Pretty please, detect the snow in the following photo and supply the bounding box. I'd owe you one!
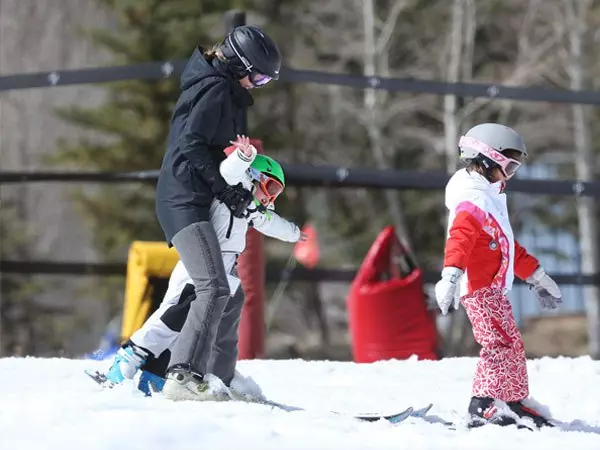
[1,356,600,450]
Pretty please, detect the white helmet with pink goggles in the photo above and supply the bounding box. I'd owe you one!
[458,123,527,179]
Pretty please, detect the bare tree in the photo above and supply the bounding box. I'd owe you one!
[443,0,466,173]
[438,0,469,357]
[361,0,413,248]
[438,0,567,357]
[457,1,561,126]
[562,0,600,359]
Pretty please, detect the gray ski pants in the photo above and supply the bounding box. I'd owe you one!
[209,286,244,385]
[169,221,231,376]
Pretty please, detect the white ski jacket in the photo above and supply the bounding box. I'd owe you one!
[165,146,301,297]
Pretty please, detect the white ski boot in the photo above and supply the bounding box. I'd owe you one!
[162,365,232,402]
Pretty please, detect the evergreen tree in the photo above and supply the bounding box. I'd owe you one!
[0,198,30,355]
[0,198,61,355]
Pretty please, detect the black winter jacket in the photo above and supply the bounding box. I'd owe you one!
[155,47,254,245]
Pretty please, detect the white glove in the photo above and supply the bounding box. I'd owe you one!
[526,266,562,310]
[434,267,464,315]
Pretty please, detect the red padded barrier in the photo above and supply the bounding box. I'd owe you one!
[347,226,438,362]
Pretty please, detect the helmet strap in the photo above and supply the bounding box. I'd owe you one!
[227,35,253,73]
[227,33,253,81]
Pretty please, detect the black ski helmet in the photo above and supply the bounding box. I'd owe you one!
[219,25,281,81]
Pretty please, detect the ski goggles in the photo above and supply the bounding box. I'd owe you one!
[248,168,284,205]
[459,136,522,179]
[249,71,272,87]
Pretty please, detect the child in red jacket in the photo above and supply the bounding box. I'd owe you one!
[434,123,563,429]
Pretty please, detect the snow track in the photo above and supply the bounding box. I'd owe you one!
[1,356,599,449]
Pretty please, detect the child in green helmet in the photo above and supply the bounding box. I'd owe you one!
[94,136,304,401]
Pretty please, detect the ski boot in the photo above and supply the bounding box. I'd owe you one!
[507,401,554,429]
[137,370,166,397]
[105,343,149,386]
[468,397,517,428]
[162,364,232,402]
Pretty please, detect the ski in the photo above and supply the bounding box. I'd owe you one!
[414,413,457,429]
[85,369,115,389]
[255,397,426,424]
[355,403,434,423]
[354,406,414,423]
[411,403,434,418]
[85,369,435,426]
[398,403,457,429]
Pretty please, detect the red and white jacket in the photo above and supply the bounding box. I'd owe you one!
[443,168,539,296]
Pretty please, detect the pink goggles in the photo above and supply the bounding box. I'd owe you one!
[250,71,272,87]
[459,136,522,179]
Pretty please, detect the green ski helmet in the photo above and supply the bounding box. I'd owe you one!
[248,154,285,206]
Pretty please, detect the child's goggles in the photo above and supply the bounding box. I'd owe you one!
[248,167,284,205]
[459,136,522,179]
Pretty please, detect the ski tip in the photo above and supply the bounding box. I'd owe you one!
[84,369,114,388]
[385,407,415,424]
[412,403,434,417]
[355,406,415,423]
[356,404,441,424]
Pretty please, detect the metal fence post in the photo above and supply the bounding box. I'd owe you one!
[224,10,248,135]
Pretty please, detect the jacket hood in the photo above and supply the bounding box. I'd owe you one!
[445,168,504,211]
[180,47,254,107]
[180,47,226,90]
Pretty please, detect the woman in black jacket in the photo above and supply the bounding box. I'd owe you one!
[153,25,281,399]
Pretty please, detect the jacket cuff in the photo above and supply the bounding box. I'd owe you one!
[526,265,544,284]
[293,225,302,242]
[441,267,464,282]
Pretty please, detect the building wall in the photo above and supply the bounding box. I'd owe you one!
[510,163,584,326]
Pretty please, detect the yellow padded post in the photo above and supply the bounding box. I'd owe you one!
[120,241,179,342]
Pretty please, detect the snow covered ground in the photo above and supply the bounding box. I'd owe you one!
[1,356,599,450]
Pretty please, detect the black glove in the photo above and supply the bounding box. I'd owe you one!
[215,183,253,218]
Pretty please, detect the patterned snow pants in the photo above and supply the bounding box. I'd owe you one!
[461,287,529,402]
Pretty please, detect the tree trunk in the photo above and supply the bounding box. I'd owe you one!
[362,0,412,249]
[443,0,464,174]
[442,0,473,357]
[566,0,600,359]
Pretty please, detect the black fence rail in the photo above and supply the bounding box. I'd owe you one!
[1,166,599,197]
[3,61,600,106]
[1,260,598,286]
